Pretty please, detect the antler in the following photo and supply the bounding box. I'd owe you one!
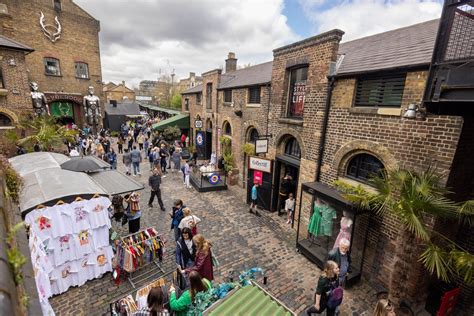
[53,16,61,41]
[39,12,53,39]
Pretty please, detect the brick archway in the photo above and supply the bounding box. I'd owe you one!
[274,128,306,159]
[333,140,398,177]
[0,107,19,125]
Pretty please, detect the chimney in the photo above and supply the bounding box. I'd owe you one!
[189,72,195,79]
[225,52,237,73]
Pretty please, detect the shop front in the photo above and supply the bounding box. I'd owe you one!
[246,156,273,211]
[296,182,369,286]
[45,92,84,126]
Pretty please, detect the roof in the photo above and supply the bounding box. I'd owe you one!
[0,34,33,52]
[152,113,190,131]
[9,152,144,214]
[108,84,135,93]
[336,19,439,75]
[182,84,203,95]
[104,100,141,116]
[205,283,295,316]
[139,104,181,115]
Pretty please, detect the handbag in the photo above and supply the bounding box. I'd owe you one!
[327,286,344,309]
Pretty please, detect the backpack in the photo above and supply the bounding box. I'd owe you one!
[327,286,343,309]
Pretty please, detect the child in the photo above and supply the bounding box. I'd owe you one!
[285,193,295,224]
[148,148,155,170]
[249,183,260,216]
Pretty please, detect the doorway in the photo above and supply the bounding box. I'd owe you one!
[247,167,273,211]
[272,156,299,212]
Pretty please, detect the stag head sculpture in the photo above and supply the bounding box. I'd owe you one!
[39,12,62,43]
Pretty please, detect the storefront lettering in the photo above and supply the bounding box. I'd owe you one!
[250,157,271,173]
[45,93,83,104]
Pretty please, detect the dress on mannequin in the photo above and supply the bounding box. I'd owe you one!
[308,201,323,237]
[333,216,353,249]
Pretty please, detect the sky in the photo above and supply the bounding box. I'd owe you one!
[74,0,444,89]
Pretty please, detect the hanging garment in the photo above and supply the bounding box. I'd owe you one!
[52,234,77,266]
[320,205,337,236]
[308,204,323,236]
[62,200,92,234]
[50,261,80,295]
[86,196,112,229]
[74,229,94,257]
[91,225,111,249]
[333,217,353,249]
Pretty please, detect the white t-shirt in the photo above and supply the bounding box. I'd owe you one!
[178,215,201,230]
[50,261,79,295]
[285,198,295,211]
[86,197,112,229]
[52,234,77,266]
[74,229,94,257]
[76,253,98,286]
[35,270,53,300]
[87,246,114,277]
[62,200,91,234]
[92,225,110,249]
[25,206,67,241]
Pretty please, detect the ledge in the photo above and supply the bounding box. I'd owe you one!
[246,103,261,108]
[0,89,7,96]
[348,107,402,116]
[278,117,304,126]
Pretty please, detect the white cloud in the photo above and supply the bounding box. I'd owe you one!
[301,0,443,42]
[74,0,297,88]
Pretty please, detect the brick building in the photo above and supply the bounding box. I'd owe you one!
[103,80,135,103]
[0,0,103,126]
[178,72,202,93]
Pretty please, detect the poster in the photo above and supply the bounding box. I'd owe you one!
[253,170,263,185]
[196,132,204,147]
[291,82,305,117]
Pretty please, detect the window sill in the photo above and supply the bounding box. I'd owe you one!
[246,103,261,108]
[45,74,62,77]
[337,177,377,193]
[278,117,303,126]
[349,107,401,116]
[75,77,90,80]
[0,89,8,96]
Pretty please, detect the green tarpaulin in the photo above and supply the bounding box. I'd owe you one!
[152,113,189,131]
[140,104,181,115]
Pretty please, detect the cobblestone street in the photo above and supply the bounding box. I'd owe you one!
[49,149,376,316]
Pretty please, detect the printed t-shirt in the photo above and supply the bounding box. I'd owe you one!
[62,200,91,234]
[52,234,77,266]
[50,261,79,295]
[178,215,201,230]
[74,229,94,257]
[35,270,53,300]
[92,225,110,249]
[86,197,112,229]
[25,206,66,240]
[87,246,114,277]
[76,253,98,286]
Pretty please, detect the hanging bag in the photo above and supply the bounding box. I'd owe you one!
[327,286,344,309]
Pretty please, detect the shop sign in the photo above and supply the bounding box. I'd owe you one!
[249,157,271,173]
[45,93,83,104]
[209,173,220,185]
[253,171,263,185]
[51,101,73,117]
[195,119,203,128]
[196,132,204,147]
[255,138,268,154]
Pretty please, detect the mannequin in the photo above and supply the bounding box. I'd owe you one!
[83,86,101,133]
[333,211,353,249]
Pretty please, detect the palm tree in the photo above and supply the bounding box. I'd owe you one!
[334,167,474,287]
[14,116,77,151]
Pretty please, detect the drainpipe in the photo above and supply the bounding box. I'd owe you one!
[315,76,335,182]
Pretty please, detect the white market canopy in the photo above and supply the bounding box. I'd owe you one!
[9,152,144,215]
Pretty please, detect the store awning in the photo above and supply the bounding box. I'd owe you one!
[139,104,181,115]
[152,113,189,131]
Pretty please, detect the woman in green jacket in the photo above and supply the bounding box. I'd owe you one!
[169,271,211,316]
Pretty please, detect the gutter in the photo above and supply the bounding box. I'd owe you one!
[316,76,335,182]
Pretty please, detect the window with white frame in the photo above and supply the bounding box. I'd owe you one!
[75,62,89,79]
[44,57,61,76]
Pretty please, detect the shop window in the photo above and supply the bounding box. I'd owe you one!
[206,83,212,109]
[346,154,384,183]
[224,90,232,103]
[44,57,61,76]
[284,137,301,159]
[54,0,61,12]
[223,121,232,136]
[248,86,260,104]
[0,113,12,126]
[184,98,189,111]
[287,66,308,118]
[248,128,259,143]
[75,62,89,79]
[354,74,406,107]
[196,93,202,105]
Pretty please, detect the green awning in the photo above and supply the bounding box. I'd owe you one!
[206,284,294,316]
[152,113,189,131]
[140,104,181,115]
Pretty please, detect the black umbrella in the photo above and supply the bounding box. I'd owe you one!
[60,156,110,173]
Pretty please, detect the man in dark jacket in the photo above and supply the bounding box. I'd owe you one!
[328,238,351,286]
[148,168,165,211]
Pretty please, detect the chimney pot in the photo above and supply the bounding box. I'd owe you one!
[225,52,237,73]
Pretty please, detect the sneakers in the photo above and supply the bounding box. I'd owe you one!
[249,208,254,214]
[161,208,166,212]
[255,211,261,217]
[148,204,153,208]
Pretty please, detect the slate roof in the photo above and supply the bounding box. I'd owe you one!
[182,84,203,94]
[104,100,140,116]
[218,61,273,89]
[0,34,33,52]
[336,19,439,75]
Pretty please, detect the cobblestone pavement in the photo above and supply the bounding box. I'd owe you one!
[50,146,377,316]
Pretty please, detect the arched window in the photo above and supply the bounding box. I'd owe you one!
[346,154,384,183]
[0,113,12,127]
[284,137,301,159]
[223,121,232,136]
[248,128,259,143]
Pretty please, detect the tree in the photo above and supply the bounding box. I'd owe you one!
[162,125,181,141]
[334,167,474,286]
[170,92,182,109]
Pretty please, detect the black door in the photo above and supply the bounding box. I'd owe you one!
[247,169,272,211]
[273,159,299,212]
[196,131,206,159]
[205,131,212,159]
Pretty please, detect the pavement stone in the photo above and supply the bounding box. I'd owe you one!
[49,143,378,315]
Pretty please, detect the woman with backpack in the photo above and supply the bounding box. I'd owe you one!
[178,208,201,236]
[306,260,341,316]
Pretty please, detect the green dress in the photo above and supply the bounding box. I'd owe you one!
[320,204,337,236]
[308,204,322,236]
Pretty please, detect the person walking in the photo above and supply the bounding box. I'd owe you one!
[172,149,181,173]
[183,160,191,189]
[182,234,214,282]
[131,145,142,176]
[107,148,117,169]
[180,133,186,147]
[249,183,260,216]
[148,168,166,211]
[127,134,134,151]
[328,238,352,287]
[176,227,196,270]
[125,192,141,234]
[148,148,155,171]
[170,200,185,241]
[169,271,211,316]
[123,148,132,176]
[117,136,124,154]
[178,208,201,236]
[144,138,150,158]
[306,261,340,316]
[285,193,296,224]
[138,133,145,150]
[159,144,168,174]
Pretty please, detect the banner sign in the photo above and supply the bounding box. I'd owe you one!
[51,101,73,117]
[290,82,306,116]
[209,173,220,185]
[196,132,204,147]
[255,139,268,154]
[253,171,263,185]
[249,157,271,173]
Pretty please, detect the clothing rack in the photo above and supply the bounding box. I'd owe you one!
[115,227,166,288]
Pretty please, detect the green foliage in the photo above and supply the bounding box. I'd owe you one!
[333,167,474,285]
[188,145,196,154]
[163,125,181,141]
[223,153,235,173]
[6,222,26,285]
[170,92,182,109]
[219,136,232,155]
[0,155,23,203]
[242,143,255,156]
[109,131,119,137]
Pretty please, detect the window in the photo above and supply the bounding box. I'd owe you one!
[248,86,261,104]
[0,69,4,89]
[223,121,232,136]
[206,83,212,109]
[284,137,301,159]
[0,113,12,127]
[287,67,308,118]
[54,0,61,12]
[75,62,89,79]
[346,154,384,183]
[354,74,406,107]
[185,98,189,111]
[44,57,61,76]
[196,93,202,105]
[224,90,232,103]
[248,128,259,143]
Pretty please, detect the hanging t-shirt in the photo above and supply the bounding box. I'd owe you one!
[86,197,112,229]
[87,246,114,278]
[74,229,94,257]
[35,270,53,300]
[50,261,79,295]
[30,235,54,277]
[92,225,110,249]
[76,253,98,286]
[62,200,91,234]
[52,234,77,266]
[320,204,337,236]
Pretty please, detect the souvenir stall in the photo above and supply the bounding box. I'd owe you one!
[190,163,227,192]
[295,182,370,286]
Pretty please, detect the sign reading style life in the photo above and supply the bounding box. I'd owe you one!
[255,139,268,154]
[249,157,272,173]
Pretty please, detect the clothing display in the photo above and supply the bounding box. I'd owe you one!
[26,197,113,316]
[308,202,322,236]
[320,204,337,236]
[333,217,353,249]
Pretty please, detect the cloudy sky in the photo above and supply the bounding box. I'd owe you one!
[74,0,443,88]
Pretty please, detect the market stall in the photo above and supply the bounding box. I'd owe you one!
[190,163,227,192]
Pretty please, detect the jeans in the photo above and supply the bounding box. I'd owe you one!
[161,160,167,173]
[148,189,165,210]
[111,161,117,169]
[185,174,190,188]
[174,226,181,241]
[132,162,140,175]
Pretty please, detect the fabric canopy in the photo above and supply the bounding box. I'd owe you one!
[9,152,144,215]
[152,113,189,131]
[140,104,181,115]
